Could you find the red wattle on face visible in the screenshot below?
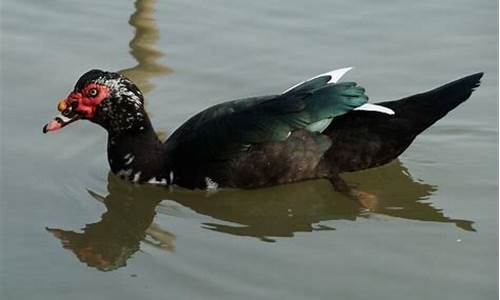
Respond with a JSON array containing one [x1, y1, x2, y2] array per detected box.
[[65, 83, 111, 119], [43, 83, 110, 133], [80, 83, 111, 113]]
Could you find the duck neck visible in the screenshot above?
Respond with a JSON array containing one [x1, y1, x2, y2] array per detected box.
[[106, 117, 171, 184]]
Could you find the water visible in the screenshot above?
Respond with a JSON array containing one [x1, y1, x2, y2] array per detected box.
[[1, 0, 498, 299]]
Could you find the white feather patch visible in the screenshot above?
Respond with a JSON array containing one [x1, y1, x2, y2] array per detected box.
[[148, 177, 168, 185], [353, 103, 395, 115], [132, 172, 141, 183], [205, 177, 219, 191], [124, 155, 135, 165], [283, 67, 353, 94]]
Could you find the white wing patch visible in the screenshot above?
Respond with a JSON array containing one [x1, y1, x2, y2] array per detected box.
[[353, 103, 395, 115], [282, 67, 353, 94], [284, 67, 395, 134]]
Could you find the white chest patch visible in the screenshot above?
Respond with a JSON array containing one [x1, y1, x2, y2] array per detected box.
[[205, 177, 219, 191], [132, 172, 141, 183], [147, 177, 168, 185]]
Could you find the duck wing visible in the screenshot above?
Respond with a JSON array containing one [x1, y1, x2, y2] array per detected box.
[[165, 79, 369, 163]]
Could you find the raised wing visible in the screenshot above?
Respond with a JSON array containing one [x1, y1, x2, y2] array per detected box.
[[282, 67, 353, 93]]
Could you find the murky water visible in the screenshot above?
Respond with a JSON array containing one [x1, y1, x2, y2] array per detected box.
[[1, 0, 498, 299]]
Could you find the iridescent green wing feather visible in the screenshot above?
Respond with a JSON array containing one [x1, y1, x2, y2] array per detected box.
[[166, 78, 368, 161]]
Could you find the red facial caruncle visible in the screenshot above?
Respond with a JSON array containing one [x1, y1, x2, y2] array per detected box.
[[61, 83, 111, 119], [43, 83, 111, 133]]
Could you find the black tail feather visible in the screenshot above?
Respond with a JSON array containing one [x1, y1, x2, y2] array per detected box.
[[378, 72, 483, 135], [325, 73, 483, 172]]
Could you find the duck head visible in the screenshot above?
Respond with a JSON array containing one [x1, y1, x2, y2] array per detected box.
[[43, 69, 146, 134]]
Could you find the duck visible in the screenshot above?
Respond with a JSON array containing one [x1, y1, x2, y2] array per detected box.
[[43, 68, 483, 205]]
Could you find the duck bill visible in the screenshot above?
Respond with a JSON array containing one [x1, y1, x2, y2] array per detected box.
[[43, 114, 80, 133]]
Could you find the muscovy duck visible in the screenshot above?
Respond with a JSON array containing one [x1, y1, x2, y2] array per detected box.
[[43, 68, 482, 205]]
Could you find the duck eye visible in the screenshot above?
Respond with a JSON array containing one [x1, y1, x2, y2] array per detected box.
[[88, 88, 98, 97]]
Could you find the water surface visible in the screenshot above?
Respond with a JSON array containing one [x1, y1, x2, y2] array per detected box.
[[1, 0, 498, 299]]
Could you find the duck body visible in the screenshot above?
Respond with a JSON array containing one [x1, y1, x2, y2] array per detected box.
[[44, 68, 483, 197]]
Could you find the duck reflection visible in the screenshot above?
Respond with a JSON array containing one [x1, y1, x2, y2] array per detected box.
[[46, 183, 175, 271], [47, 160, 475, 271], [160, 160, 475, 241], [45, 0, 174, 272]]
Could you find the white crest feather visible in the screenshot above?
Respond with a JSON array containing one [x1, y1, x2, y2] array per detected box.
[[283, 67, 353, 94], [354, 103, 395, 115]]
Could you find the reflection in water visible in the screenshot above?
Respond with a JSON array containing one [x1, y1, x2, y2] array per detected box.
[[162, 160, 475, 240], [118, 0, 171, 93], [46, 0, 175, 272], [48, 160, 475, 271], [47, 186, 174, 271]]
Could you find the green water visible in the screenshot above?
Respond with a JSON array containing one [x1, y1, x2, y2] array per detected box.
[[1, 0, 498, 299]]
